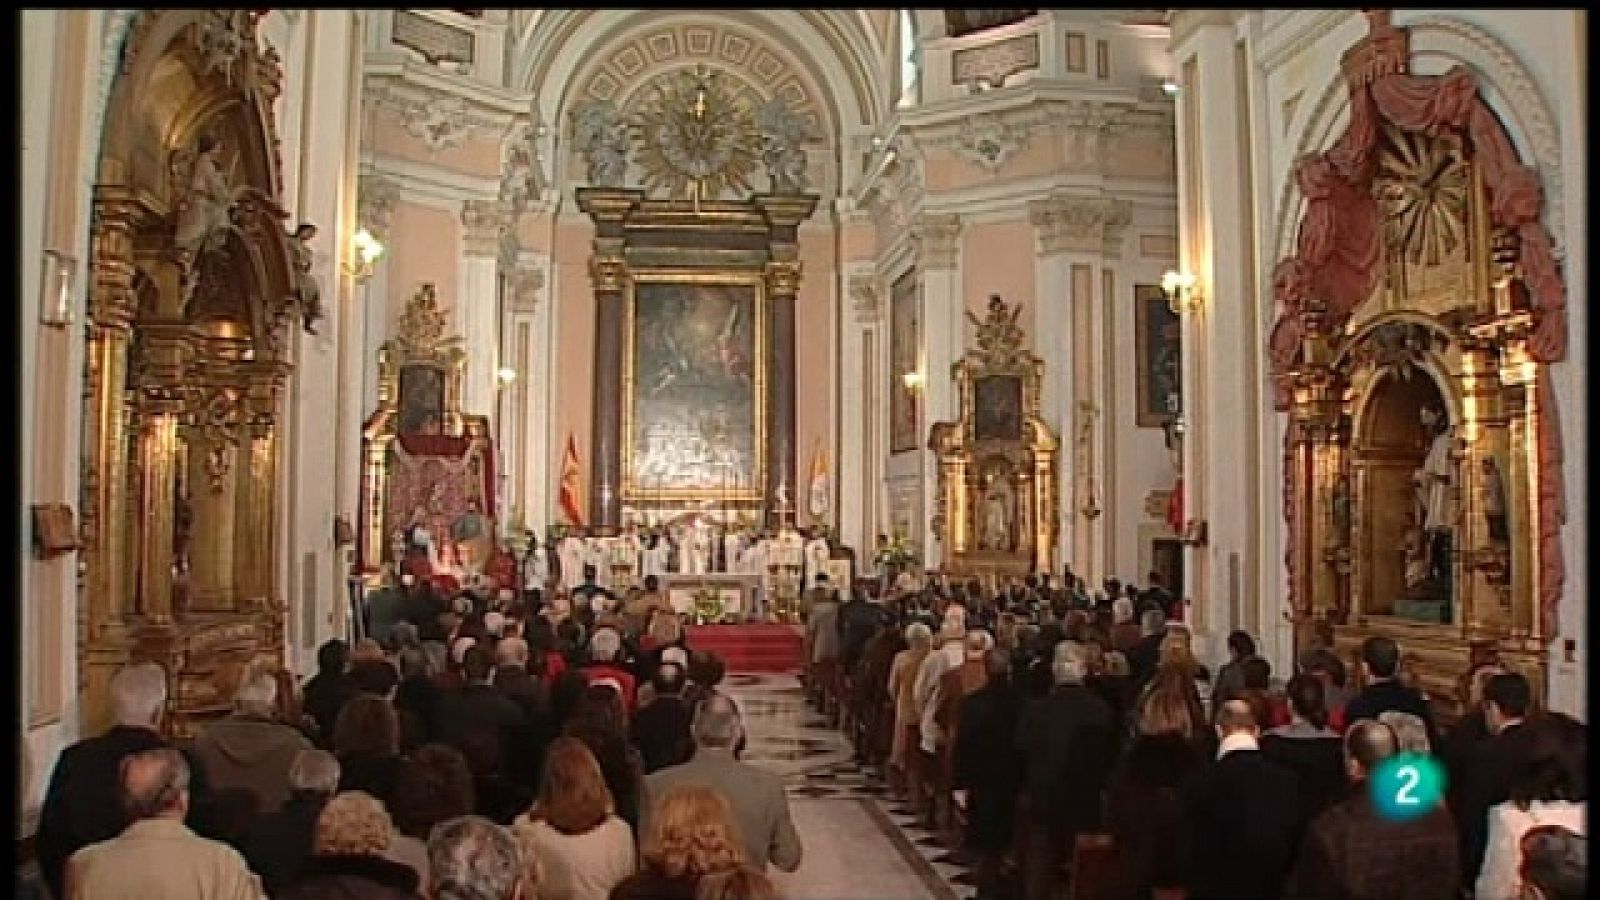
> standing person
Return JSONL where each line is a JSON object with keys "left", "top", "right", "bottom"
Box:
{"left": 1210, "top": 630, "right": 1259, "bottom": 717}
{"left": 632, "top": 664, "right": 694, "bottom": 774}
{"left": 886, "top": 622, "right": 933, "bottom": 795}
{"left": 1126, "top": 609, "right": 1166, "bottom": 688}
{"left": 1343, "top": 636, "right": 1438, "bottom": 745}
{"left": 565, "top": 686, "right": 646, "bottom": 838}
{"left": 1182, "top": 699, "right": 1301, "bottom": 900}
{"left": 426, "top": 816, "right": 530, "bottom": 900}
{"left": 1286, "top": 719, "right": 1460, "bottom": 899}
{"left": 611, "top": 787, "right": 745, "bottom": 900}
{"left": 510, "top": 737, "right": 636, "bottom": 900}
{"left": 1105, "top": 686, "right": 1208, "bottom": 900}
{"left": 302, "top": 639, "right": 357, "bottom": 748}
{"left": 1260, "top": 673, "right": 1347, "bottom": 849}
{"left": 242, "top": 749, "right": 341, "bottom": 896}
{"left": 279, "top": 791, "right": 421, "bottom": 900}
{"left": 331, "top": 694, "right": 405, "bottom": 811}
{"left": 952, "top": 649, "right": 1023, "bottom": 899}
{"left": 36, "top": 663, "right": 176, "bottom": 900}
{"left": 64, "top": 747, "right": 263, "bottom": 900}
{"left": 1014, "top": 641, "right": 1116, "bottom": 900}
{"left": 193, "top": 663, "right": 313, "bottom": 815}
{"left": 642, "top": 694, "right": 802, "bottom": 873}
{"left": 1457, "top": 670, "right": 1547, "bottom": 885}
{"left": 1475, "top": 713, "right": 1586, "bottom": 900}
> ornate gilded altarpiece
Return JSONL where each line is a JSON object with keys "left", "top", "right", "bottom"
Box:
{"left": 358, "top": 284, "right": 494, "bottom": 577}
{"left": 930, "top": 297, "right": 1060, "bottom": 578}
{"left": 80, "top": 12, "right": 313, "bottom": 736}
{"left": 1270, "top": 13, "right": 1570, "bottom": 714}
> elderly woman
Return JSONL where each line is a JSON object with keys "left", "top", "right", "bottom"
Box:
{"left": 511, "top": 737, "right": 635, "bottom": 900}
{"left": 887, "top": 621, "right": 934, "bottom": 794}
{"left": 281, "top": 790, "right": 422, "bottom": 899}
{"left": 609, "top": 786, "right": 746, "bottom": 900}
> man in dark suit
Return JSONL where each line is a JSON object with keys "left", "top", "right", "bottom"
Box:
{"left": 1343, "top": 635, "right": 1438, "bottom": 746}
{"left": 1127, "top": 608, "right": 1167, "bottom": 688}
{"left": 300, "top": 638, "right": 356, "bottom": 748}
{"left": 1286, "top": 718, "right": 1460, "bottom": 899}
{"left": 432, "top": 643, "right": 531, "bottom": 776}
{"left": 35, "top": 663, "right": 174, "bottom": 900}
{"left": 1015, "top": 641, "right": 1116, "bottom": 900}
{"left": 1183, "top": 698, "right": 1301, "bottom": 900}
{"left": 632, "top": 662, "right": 694, "bottom": 773}
{"left": 1454, "top": 669, "right": 1540, "bottom": 884}
{"left": 492, "top": 636, "right": 555, "bottom": 789}
{"left": 954, "top": 649, "right": 1024, "bottom": 900}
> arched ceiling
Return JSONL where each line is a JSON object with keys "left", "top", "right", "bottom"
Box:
{"left": 513, "top": 10, "right": 887, "bottom": 139}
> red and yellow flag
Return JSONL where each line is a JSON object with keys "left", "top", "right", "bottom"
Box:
{"left": 559, "top": 435, "right": 586, "bottom": 528}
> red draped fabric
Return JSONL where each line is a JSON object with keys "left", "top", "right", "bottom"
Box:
{"left": 1268, "top": 21, "right": 1568, "bottom": 641}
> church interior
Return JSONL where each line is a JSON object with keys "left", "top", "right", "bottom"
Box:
{"left": 17, "top": 9, "right": 1588, "bottom": 899}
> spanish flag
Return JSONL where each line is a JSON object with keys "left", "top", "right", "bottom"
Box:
{"left": 559, "top": 435, "right": 586, "bottom": 527}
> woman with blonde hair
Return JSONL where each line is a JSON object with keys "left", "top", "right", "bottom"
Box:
{"left": 281, "top": 790, "right": 421, "bottom": 899}
{"left": 1104, "top": 678, "right": 1208, "bottom": 900}
{"left": 512, "top": 737, "right": 634, "bottom": 900}
{"left": 886, "top": 621, "right": 934, "bottom": 794}
{"left": 609, "top": 786, "right": 745, "bottom": 900}
{"left": 694, "top": 865, "right": 779, "bottom": 900}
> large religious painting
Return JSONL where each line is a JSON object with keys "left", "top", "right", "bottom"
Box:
{"left": 624, "top": 272, "right": 766, "bottom": 502}
{"left": 398, "top": 365, "right": 445, "bottom": 434}
{"left": 1135, "top": 283, "right": 1181, "bottom": 427}
{"left": 889, "top": 270, "right": 921, "bottom": 453}
{"left": 974, "top": 374, "right": 1024, "bottom": 441}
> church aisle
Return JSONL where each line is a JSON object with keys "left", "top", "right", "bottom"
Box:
{"left": 724, "top": 674, "right": 972, "bottom": 899}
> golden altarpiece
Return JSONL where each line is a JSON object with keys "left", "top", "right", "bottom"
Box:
{"left": 930, "top": 297, "right": 1060, "bottom": 579}
{"left": 1273, "top": 15, "right": 1570, "bottom": 713}
{"left": 358, "top": 284, "right": 494, "bottom": 579}
{"left": 80, "top": 12, "right": 312, "bottom": 736}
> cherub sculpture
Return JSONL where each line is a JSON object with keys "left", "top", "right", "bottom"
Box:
{"left": 757, "top": 97, "right": 815, "bottom": 195}
{"left": 286, "top": 222, "right": 323, "bottom": 334}
{"left": 572, "top": 100, "right": 629, "bottom": 187}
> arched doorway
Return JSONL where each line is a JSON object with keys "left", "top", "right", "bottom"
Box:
{"left": 79, "top": 11, "right": 313, "bottom": 736}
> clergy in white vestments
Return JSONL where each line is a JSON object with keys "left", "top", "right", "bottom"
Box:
{"left": 557, "top": 533, "right": 587, "bottom": 593}
{"left": 723, "top": 529, "right": 749, "bottom": 578}
{"left": 803, "top": 529, "right": 832, "bottom": 590}
{"left": 642, "top": 532, "right": 671, "bottom": 581}
{"left": 584, "top": 536, "right": 610, "bottom": 589}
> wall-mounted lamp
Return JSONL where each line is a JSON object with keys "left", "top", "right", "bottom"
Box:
{"left": 496, "top": 366, "right": 518, "bottom": 386}
{"left": 345, "top": 228, "right": 386, "bottom": 283}
{"left": 1160, "top": 79, "right": 1181, "bottom": 97}
{"left": 1161, "top": 269, "right": 1200, "bottom": 314}
{"left": 40, "top": 250, "right": 76, "bottom": 327}
{"left": 902, "top": 369, "right": 925, "bottom": 391}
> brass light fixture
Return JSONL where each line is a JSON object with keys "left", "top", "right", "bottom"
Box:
{"left": 346, "top": 228, "right": 385, "bottom": 283}
{"left": 1161, "top": 269, "right": 1199, "bottom": 314}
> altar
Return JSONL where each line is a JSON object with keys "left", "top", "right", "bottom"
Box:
{"left": 665, "top": 572, "right": 761, "bottom": 623}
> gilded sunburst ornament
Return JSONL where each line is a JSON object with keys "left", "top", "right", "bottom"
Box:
{"left": 631, "top": 67, "right": 763, "bottom": 205}
{"left": 1376, "top": 130, "right": 1470, "bottom": 267}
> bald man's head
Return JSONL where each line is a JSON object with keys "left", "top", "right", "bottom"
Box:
{"left": 691, "top": 692, "right": 742, "bottom": 750}
{"left": 1215, "top": 698, "right": 1258, "bottom": 737}
{"left": 120, "top": 746, "right": 191, "bottom": 821}
{"left": 1344, "top": 718, "right": 1398, "bottom": 783}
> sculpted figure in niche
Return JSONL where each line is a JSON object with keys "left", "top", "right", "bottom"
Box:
{"left": 572, "top": 100, "right": 629, "bottom": 188}
{"left": 1413, "top": 405, "right": 1457, "bottom": 585}
{"left": 286, "top": 222, "right": 323, "bottom": 334}
{"left": 1480, "top": 457, "right": 1508, "bottom": 544}
{"left": 981, "top": 474, "right": 1015, "bottom": 552}
{"left": 173, "top": 133, "right": 242, "bottom": 263}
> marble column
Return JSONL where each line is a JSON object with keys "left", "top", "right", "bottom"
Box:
{"left": 575, "top": 189, "right": 644, "bottom": 534}
{"left": 504, "top": 259, "right": 549, "bottom": 536}
{"left": 841, "top": 264, "right": 882, "bottom": 553}
{"left": 1029, "top": 197, "right": 1078, "bottom": 572}
{"left": 460, "top": 198, "right": 505, "bottom": 420}
{"left": 755, "top": 194, "right": 819, "bottom": 531}
{"left": 1171, "top": 12, "right": 1263, "bottom": 661}
{"left": 911, "top": 212, "right": 963, "bottom": 569}
{"left": 357, "top": 172, "right": 398, "bottom": 420}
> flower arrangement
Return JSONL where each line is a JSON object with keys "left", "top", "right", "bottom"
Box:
{"left": 691, "top": 586, "right": 726, "bottom": 625}
{"left": 874, "top": 534, "right": 920, "bottom": 570}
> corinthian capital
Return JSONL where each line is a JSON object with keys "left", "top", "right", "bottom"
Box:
{"left": 358, "top": 174, "right": 400, "bottom": 243}
{"left": 911, "top": 213, "right": 963, "bottom": 270}
{"left": 1028, "top": 194, "right": 1132, "bottom": 256}
{"left": 507, "top": 267, "right": 544, "bottom": 313}
{"left": 847, "top": 269, "right": 882, "bottom": 324}
{"left": 461, "top": 198, "right": 507, "bottom": 256}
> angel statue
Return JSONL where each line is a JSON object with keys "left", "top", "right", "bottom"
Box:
{"left": 757, "top": 97, "right": 815, "bottom": 195}
{"left": 286, "top": 222, "right": 324, "bottom": 334}
{"left": 572, "top": 100, "right": 629, "bottom": 188}
{"left": 173, "top": 133, "right": 243, "bottom": 264}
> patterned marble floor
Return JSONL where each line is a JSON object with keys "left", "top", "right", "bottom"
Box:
{"left": 724, "top": 673, "right": 978, "bottom": 899}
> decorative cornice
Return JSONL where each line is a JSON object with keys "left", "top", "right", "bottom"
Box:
{"left": 1167, "top": 9, "right": 1244, "bottom": 53}
{"left": 461, "top": 198, "right": 509, "bottom": 256}
{"left": 360, "top": 154, "right": 501, "bottom": 210}
{"left": 911, "top": 213, "right": 963, "bottom": 270}
{"left": 1028, "top": 194, "right": 1134, "bottom": 256}
{"left": 904, "top": 93, "right": 1174, "bottom": 178}
{"left": 363, "top": 52, "right": 533, "bottom": 152}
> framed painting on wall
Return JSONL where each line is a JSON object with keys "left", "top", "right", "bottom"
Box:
{"left": 889, "top": 270, "right": 921, "bottom": 453}
{"left": 973, "top": 374, "right": 1024, "bottom": 442}
{"left": 1134, "top": 283, "right": 1182, "bottom": 427}
{"left": 622, "top": 270, "right": 767, "bottom": 503}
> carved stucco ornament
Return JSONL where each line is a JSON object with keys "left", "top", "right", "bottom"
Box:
{"left": 955, "top": 113, "right": 1029, "bottom": 172}
{"left": 403, "top": 96, "right": 471, "bottom": 152}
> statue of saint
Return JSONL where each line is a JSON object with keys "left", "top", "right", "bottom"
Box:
{"left": 981, "top": 477, "right": 1014, "bottom": 552}
{"left": 173, "top": 133, "right": 239, "bottom": 261}
{"left": 1481, "top": 457, "right": 1508, "bottom": 543}
{"left": 1412, "top": 405, "right": 1457, "bottom": 586}
{"left": 286, "top": 222, "right": 323, "bottom": 333}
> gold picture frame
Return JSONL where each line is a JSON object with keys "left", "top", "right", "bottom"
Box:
{"left": 621, "top": 268, "right": 769, "bottom": 506}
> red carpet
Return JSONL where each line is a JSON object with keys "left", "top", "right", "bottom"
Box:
{"left": 687, "top": 623, "right": 805, "bottom": 673}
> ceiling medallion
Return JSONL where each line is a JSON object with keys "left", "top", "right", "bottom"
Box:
{"left": 631, "top": 66, "right": 763, "bottom": 206}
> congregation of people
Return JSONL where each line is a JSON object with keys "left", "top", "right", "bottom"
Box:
{"left": 804, "top": 564, "right": 1587, "bottom": 900}
{"left": 34, "top": 571, "right": 799, "bottom": 900}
